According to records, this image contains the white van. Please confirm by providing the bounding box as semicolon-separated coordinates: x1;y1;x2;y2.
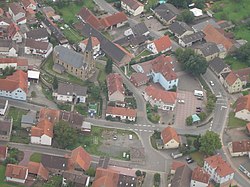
194;90;203;97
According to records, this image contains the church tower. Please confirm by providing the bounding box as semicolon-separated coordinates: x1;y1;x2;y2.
83;37;95;73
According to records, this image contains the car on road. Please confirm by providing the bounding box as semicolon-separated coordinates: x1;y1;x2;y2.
197;96;203;100
196;107;202;110
147;15;153;19
178;100;185;104
187;159;194;164
186;157;192;161
113;135;117;140
210;81;215;86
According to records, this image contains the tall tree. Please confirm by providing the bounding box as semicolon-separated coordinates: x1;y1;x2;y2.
54;121;77;149
199;131;222;155
178;9;195;24
105;58;113;74
52;76;58;90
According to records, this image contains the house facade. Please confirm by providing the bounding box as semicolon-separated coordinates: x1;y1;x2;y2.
7;23;22;43
21;0;37;11
169;21;194;39
228;140;250;158
8;3;26;24
235;95;250;122
190;167;210;187
0;39;18;57
121;0;144;16
161;127;180;149
0;58;28;71
203;155;234;184
106;106;136;121
25;39;53;58
31;120;53;146
106;73;125;102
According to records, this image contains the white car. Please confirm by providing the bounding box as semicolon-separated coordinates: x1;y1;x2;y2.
147;15;153;19
178;100;185;104
210;81;214;86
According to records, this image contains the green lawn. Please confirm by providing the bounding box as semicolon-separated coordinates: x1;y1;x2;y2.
225;56;249;70
62;27;83;43
96;63;107;84
134;50;152;61
7;107;28;129
145;0;158;11
228;112;248;128
75;104;88;116
30;153;42;163
0;165;23;187
52;1;95;23
190;151;204;166
57;103;71;111
234;25;250;42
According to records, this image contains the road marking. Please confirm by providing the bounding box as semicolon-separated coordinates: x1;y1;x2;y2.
152;125;155;127
143;125;146;127
139;129;143;132
144;130;148;132
147;125;151;127
148;130;153;133
138;124;142;126
134;124;138;126
134;129;138;131
129;128;133;131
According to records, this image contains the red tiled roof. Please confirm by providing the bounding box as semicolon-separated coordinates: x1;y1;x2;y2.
106;73;125;96
247;123;250;133
93;167;119;187
31;119;53;138
7;23;20;38
39;108;60;124
235;94;250;113
0;70;28;93
232;140;250;153
106;106;137;118
121;0;143;10
203;24;233;50
9;2;26;15
100;12;127;28
28;162;49;180
192;167;210;184
153;35;172;53
0;146;7;160
5;164;28;180
161;126;180;144
81;37;100;47
70;146;92;171
145;85;177;105
204;155;234;177
171;161;185;171
225;72;238;86
130;72;149;87
0;58;28;67
21;0;36;9
77;7;103;30
115;44;133;58
234;67;250;83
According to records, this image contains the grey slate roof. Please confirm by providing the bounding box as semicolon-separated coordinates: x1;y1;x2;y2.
21;111;36;124
57;82;87;96
41;154;68;170
195;42;220;57
131;22;149;36
26;28;48;40
180;31;205;44
209;57;230;75
54;45;87;69
169;22;193;36
153;3;179;22
0;39;12;48
192;18;220;32
171;165;192;187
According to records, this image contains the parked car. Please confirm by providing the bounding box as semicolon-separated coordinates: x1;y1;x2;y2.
210;81;215;86
187;159;194;164
178;100;185;104
196;107;201;110
186;157;192;161
113;135;117;140
147;15;153;19
197;96;203;100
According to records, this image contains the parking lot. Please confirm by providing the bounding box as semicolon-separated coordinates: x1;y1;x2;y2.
174;90;204;128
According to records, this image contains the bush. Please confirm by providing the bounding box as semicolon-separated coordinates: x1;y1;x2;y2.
186;116;193;126
154;173;160;187
198;112;207;121
31;91;36;98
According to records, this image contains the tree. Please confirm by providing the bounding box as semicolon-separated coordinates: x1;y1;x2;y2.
86;167;96;177
168;0;189;8
177;9;195;24
186;116;193;126
193;135;201;150
154;173;161;186
2;66;15;77
31;91;36;98
54;121;77;149
199;131;222;155
52;76;58;90
232;43;250;67
105;58;113;74
88;85;101;100
198;112;207;121
135;170;142;177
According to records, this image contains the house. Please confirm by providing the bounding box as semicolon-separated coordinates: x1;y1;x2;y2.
121;0;144;16
190;167;210;187
25;39;53;58
152;3;179;25
222;68;250;93
170;161;185;174
31;120;53;146
190;8;203;17
0;146;8;161
100;12;128;30
228;140;250;158
28;162;49;181
0;119;13;141
0;17;12;28
8;3;26;24
21;0;37;11
21;110;37;128
62;171;90;187
53;82;87;103
235;95;250;122
5;164;28;184
28;70;40;83
192;19;220;32
76;22;133;67
41;154;69;175
0;70;28;101
169;22;194;39
130;72;149;87
209;58;231;77
143;85;177;111
39;108;60;124
0;58;28;71
246;123;250;135
24;28;48;42
194;42;224;61
70;146;92;171
178;31;205;47
217;20;235;31
81;122;92;133
106;106;137;122
203;154;234;184
77;7;103;30
53;43;95;80
171;165;192;187
7;23;22;43
147;35;172;54
0;99;8;116
79;37;100;55
124;22;149;37
59;111;85;131
106;73;125;102
161;127;180;149
203;24;234;51
0;39;18;57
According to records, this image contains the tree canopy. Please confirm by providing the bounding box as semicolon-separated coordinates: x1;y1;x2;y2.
175;48;208;76
177;9;194;24
199;131;222;155
105;58;113;74
52;76;58;90
231;43;250;67
54;121;77;149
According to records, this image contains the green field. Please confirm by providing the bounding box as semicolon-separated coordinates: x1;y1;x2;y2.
62;27;83;43
225;56;249;70
30;153;42;163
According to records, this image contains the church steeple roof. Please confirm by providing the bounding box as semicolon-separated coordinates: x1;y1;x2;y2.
85;37;93;52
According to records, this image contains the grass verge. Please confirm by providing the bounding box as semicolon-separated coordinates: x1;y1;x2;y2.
228;112;247;128
30;153;42;163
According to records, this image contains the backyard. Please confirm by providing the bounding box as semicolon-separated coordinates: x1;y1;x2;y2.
228;112;248;128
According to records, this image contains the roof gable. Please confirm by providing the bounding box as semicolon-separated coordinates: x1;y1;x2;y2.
153;35;172;52
107;73;125;96
161;126;180;144
71;146;92;171
121;0;143;10
236;94;250;112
